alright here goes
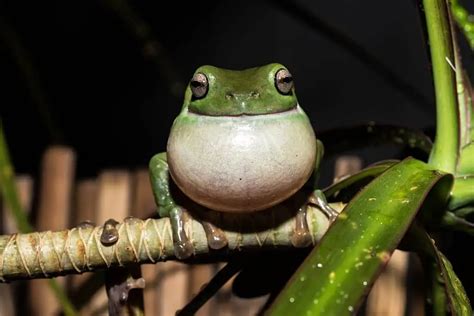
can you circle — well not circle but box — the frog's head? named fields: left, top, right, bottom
left=182, top=63, right=297, bottom=116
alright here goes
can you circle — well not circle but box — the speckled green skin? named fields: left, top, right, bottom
left=149, top=64, right=324, bottom=258
left=185, top=63, right=297, bottom=116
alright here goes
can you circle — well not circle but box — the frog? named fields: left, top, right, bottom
left=149, top=63, right=338, bottom=259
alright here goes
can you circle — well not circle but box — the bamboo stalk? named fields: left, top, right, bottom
left=366, top=250, right=410, bottom=315
left=333, top=155, right=363, bottom=182
left=131, top=169, right=158, bottom=315
left=70, top=179, right=98, bottom=291
left=0, top=175, right=33, bottom=316
left=158, top=261, right=189, bottom=316
left=29, top=146, right=75, bottom=316
left=188, top=264, right=216, bottom=316
left=406, top=253, right=426, bottom=316
left=73, top=179, right=98, bottom=224
left=2, top=176, right=34, bottom=234
left=87, top=170, right=136, bottom=316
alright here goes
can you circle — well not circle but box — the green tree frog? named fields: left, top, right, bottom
left=149, top=63, right=338, bottom=259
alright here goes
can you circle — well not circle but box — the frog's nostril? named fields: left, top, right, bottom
left=225, top=93, right=234, bottom=100
left=250, top=91, right=260, bottom=98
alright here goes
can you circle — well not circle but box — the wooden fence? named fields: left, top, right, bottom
left=0, top=146, right=423, bottom=315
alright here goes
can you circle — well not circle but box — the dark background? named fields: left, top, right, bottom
left=1, top=0, right=474, bottom=302
left=1, top=0, right=452, bottom=180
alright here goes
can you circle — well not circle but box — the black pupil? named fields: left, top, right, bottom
left=191, top=80, right=203, bottom=87
left=282, top=76, right=292, bottom=83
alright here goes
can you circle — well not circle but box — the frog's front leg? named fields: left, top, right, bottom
left=149, top=153, right=194, bottom=259
left=309, top=140, right=339, bottom=221
left=149, top=153, right=228, bottom=259
left=292, top=140, right=338, bottom=247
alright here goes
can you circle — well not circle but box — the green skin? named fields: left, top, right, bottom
left=149, top=63, right=336, bottom=259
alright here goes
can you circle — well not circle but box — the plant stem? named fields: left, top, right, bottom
left=423, top=0, right=460, bottom=173
left=451, top=0, right=474, bottom=50
left=0, top=121, right=34, bottom=232
left=0, top=203, right=343, bottom=282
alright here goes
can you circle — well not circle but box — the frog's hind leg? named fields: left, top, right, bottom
left=291, top=189, right=339, bottom=248
left=308, top=189, right=339, bottom=222
left=150, top=153, right=195, bottom=259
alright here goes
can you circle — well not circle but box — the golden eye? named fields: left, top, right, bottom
left=190, top=72, right=208, bottom=98
left=275, top=68, right=294, bottom=95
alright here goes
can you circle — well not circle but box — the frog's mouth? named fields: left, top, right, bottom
left=187, top=103, right=299, bottom=118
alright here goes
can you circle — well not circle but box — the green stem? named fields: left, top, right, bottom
left=423, top=258, right=448, bottom=316
left=0, top=121, right=34, bottom=232
left=423, top=0, right=460, bottom=173
left=48, top=279, right=78, bottom=316
left=451, top=0, right=474, bottom=50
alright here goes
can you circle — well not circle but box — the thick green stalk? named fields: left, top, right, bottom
left=424, top=0, right=460, bottom=173
left=0, top=204, right=343, bottom=282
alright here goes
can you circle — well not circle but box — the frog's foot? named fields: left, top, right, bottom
left=308, top=189, right=339, bottom=222
left=170, top=207, right=195, bottom=259
left=201, top=221, right=228, bottom=250
left=100, top=219, right=120, bottom=246
left=291, top=205, right=312, bottom=248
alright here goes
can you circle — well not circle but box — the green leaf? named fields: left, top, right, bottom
left=268, top=158, right=453, bottom=316
left=408, top=225, right=472, bottom=315
left=323, top=160, right=397, bottom=201
left=440, top=211, right=474, bottom=235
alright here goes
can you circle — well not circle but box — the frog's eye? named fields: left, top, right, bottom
left=275, top=68, right=294, bottom=95
left=190, top=72, right=209, bottom=99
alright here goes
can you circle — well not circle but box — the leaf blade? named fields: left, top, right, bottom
left=409, top=225, right=472, bottom=315
left=268, top=158, right=453, bottom=316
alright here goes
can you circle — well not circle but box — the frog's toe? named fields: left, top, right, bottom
left=309, top=190, right=339, bottom=222
left=207, top=231, right=228, bottom=250
left=291, top=230, right=312, bottom=248
left=291, top=205, right=312, bottom=248
left=174, top=239, right=194, bottom=260
left=202, top=221, right=228, bottom=250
